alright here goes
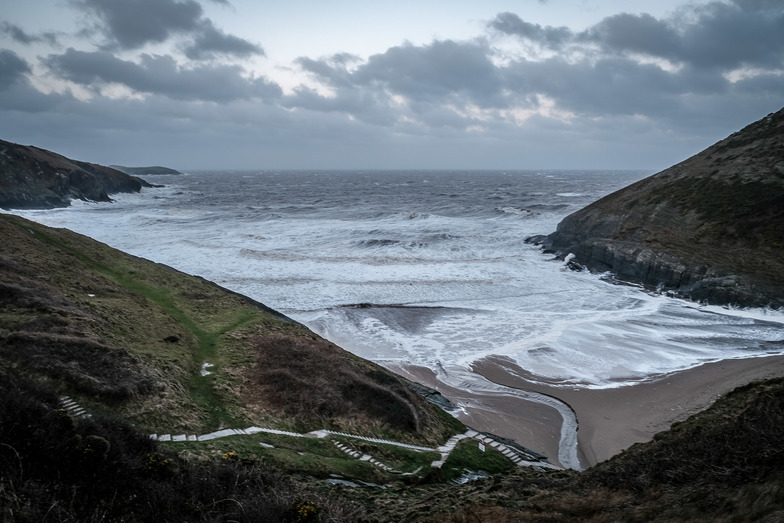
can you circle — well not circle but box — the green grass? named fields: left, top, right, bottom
left=162, top=430, right=452, bottom=484
left=23, top=222, right=267, bottom=429
left=439, top=439, right=515, bottom=482
left=165, top=433, right=392, bottom=482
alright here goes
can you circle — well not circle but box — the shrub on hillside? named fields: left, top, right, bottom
left=246, top=334, right=422, bottom=433
left=0, top=332, right=156, bottom=401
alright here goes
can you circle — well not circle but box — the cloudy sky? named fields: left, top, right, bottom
left=1, top=0, right=783, bottom=170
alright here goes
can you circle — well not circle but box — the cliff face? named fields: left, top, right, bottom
left=543, top=107, right=784, bottom=308
left=0, top=139, right=150, bottom=209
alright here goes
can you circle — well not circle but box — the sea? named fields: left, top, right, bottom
left=13, top=169, right=784, bottom=391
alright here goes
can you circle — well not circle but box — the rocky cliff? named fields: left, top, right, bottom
left=541, top=108, right=784, bottom=308
left=0, top=139, right=150, bottom=209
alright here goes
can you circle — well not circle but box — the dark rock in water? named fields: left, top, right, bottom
left=401, top=377, right=457, bottom=412
left=0, top=139, right=151, bottom=209
left=544, top=107, right=784, bottom=309
left=524, top=234, right=549, bottom=246
left=110, top=165, right=182, bottom=175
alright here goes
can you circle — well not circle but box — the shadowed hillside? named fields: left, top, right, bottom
left=350, top=376, right=784, bottom=521
left=0, top=139, right=150, bottom=209
left=541, top=107, right=784, bottom=308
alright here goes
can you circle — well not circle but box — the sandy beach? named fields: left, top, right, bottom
left=392, top=354, right=784, bottom=469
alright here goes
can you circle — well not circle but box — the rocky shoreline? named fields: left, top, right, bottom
left=535, top=107, right=784, bottom=309
left=0, top=139, right=151, bottom=209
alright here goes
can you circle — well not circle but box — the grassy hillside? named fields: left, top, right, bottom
left=0, top=213, right=461, bottom=444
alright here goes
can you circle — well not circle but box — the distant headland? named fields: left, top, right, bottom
left=533, top=107, right=784, bottom=309
left=110, top=165, right=182, bottom=175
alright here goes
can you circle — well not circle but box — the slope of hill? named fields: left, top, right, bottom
left=357, top=376, right=784, bottom=521
left=0, top=213, right=461, bottom=444
left=0, top=212, right=475, bottom=521
left=541, top=107, right=784, bottom=308
left=0, top=139, right=150, bottom=209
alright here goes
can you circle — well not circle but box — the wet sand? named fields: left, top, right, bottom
left=392, top=354, right=784, bottom=469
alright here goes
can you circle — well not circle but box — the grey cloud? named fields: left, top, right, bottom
left=0, top=23, right=59, bottom=46
left=0, top=49, right=31, bottom=90
left=736, top=0, right=784, bottom=9
left=353, top=40, right=504, bottom=107
left=488, top=12, right=572, bottom=49
left=491, top=3, right=784, bottom=72
left=0, top=51, right=68, bottom=112
left=283, top=86, right=398, bottom=127
left=45, top=48, right=281, bottom=102
left=0, top=79, right=70, bottom=113
left=290, top=32, right=749, bottom=134
left=583, top=13, right=680, bottom=58
left=505, top=55, right=732, bottom=120
left=296, top=54, right=359, bottom=89
left=4, top=1, right=784, bottom=172
left=732, top=71, right=784, bottom=96
left=289, top=40, right=507, bottom=131
left=184, top=20, right=264, bottom=60
left=73, top=0, right=263, bottom=61
left=583, top=1, right=784, bottom=70
left=73, top=0, right=203, bottom=49
left=675, top=0, right=784, bottom=69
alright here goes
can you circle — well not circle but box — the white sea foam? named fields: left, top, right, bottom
left=10, top=170, right=784, bottom=390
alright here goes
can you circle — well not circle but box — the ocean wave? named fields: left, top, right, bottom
left=498, top=206, right=535, bottom=216
left=355, top=239, right=401, bottom=248
left=17, top=169, right=783, bottom=391
left=401, top=211, right=430, bottom=219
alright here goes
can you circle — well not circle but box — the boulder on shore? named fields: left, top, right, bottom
left=540, top=107, right=784, bottom=309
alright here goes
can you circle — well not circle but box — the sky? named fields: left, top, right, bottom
left=1, top=0, right=783, bottom=171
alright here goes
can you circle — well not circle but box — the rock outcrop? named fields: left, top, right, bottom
left=0, top=139, right=150, bottom=209
left=540, top=108, right=784, bottom=308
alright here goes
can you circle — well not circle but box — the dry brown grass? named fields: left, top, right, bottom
left=243, top=333, right=462, bottom=444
